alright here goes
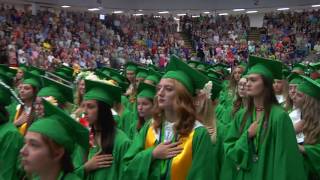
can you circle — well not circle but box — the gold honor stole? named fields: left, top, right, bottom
left=145, top=125, right=194, bottom=180
left=14, top=105, right=27, bottom=135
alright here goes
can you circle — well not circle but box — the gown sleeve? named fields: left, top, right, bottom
left=304, top=143, right=320, bottom=177
left=223, top=110, right=252, bottom=170
left=187, top=127, right=217, bottom=180
left=0, top=130, right=23, bottom=180
left=121, top=123, right=160, bottom=180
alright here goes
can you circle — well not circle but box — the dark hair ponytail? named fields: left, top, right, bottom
left=93, top=101, right=116, bottom=154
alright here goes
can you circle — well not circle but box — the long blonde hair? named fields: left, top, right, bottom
left=195, top=90, right=217, bottom=143
left=302, top=95, right=320, bottom=144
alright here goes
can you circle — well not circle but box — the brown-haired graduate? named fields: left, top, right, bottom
left=20, top=99, right=89, bottom=180
left=295, top=75, right=320, bottom=179
left=75, top=78, right=131, bottom=179
left=223, top=56, right=307, bottom=180
left=122, top=55, right=216, bottom=180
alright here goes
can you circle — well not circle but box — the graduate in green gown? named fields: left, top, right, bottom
left=0, top=80, right=24, bottom=180
left=20, top=99, right=89, bottom=180
left=128, top=82, right=156, bottom=139
left=10, top=71, right=42, bottom=135
left=295, top=75, right=320, bottom=179
left=77, top=79, right=131, bottom=179
left=122, top=55, right=216, bottom=180
left=223, top=56, right=307, bottom=180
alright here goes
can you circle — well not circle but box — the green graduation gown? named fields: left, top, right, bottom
left=76, top=128, right=131, bottom=180
left=303, top=142, right=320, bottom=179
left=122, top=121, right=217, bottom=180
left=223, top=105, right=307, bottom=180
left=0, top=121, right=23, bottom=180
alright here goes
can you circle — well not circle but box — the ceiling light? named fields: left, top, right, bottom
left=154, top=15, right=161, bottom=18
left=246, top=10, right=258, bottom=14
left=277, top=8, right=290, bottom=11
left=218, top=13, right=228, bottom=16
left=203, top=11, right=210, bottom=14
left=133, top=13, right=144, bottom=16
left=158, top=11, right=169, bottom=14
left=61, top=5, right=70, bottom=8
left=138, top=9, right=143, bottom=12
left=312, top=5, right=320, bottom=7
left=88, top=8, right=100, bottom=11
left=192, top=15, right=200, bottom=18
left=177, top=13, right=186, bottom=16
left=233, top=9, right=245, bottom=12
left=113, top=11, right=123, bottom=14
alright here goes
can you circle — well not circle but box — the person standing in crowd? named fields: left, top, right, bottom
left=122, top=56, right=216, bottom=180
left=296, top=76, right=320, bottom=179
left=77, top=79, right=131, bottom=179
left=20, top=100, right=88, bottom=180
left=224, top=56, right=307, bottom=180
left=128, top=83, right=156, bottom=139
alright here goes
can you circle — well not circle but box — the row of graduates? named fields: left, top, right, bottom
left=0, top=55, right=319, bottom=179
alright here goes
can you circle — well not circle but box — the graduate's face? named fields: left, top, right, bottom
left=288, top=84, right=298, bottom=100
left=293, top=91, right=305, bottom=108
left=246, top=74, right=264, bottom=97
left=82, top=100, right=98, bottom=124
left=273, top=79, right=284, bottom=94
left=237, top=77, right=247, bottom=98
left=34, top=97, right=44, bottom=118
left=135, top=77, right=145, bottom=87
left=78, top=79, right=85, bottom=95
left=157, top=79, right=176, bottom=109
left=19, top=84, right=35, bottom=101
left=20, top=132, right=62, bottom=174
left=16, top=69, right=24, bottom=80
left=126, top=71, right=136, bottom=83
left=137, top=98, right=153, bottom=118
left=233, top=67, right=244, bottom=82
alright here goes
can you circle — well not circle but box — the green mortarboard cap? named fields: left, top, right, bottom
left=94, top=70, right=111, bottom=80
left=196, top=63, right=208, bottom=71
left=126, top=62, right=139, bottom=72
left=287, top=73, right=303, bottom=85
left=18, top=64, right=28, bottom=72
left=247, top=55, right=283, bottom=81
left=109, top=71, right=129, bottom=92
left=148, top=64, right=159, bottom=71
left=207, top=69, right=223, bottom=80
left=212, top=63, right=229, bottom=71
left=37, top=77, right=73, bottom=103
left=316, top=78, right=320, bottom=84
left=145, top=69, right=162, bottom=85
left=0, top=80, right=23, bottom=106
left=187, top=60, right=198, bottom=68
left=28, top=100, right=89, bottom=153
left=136, top=67, right=149, bottom=79
left=22, top=71, right=42, bottom=89
left=209, top=78, right=223, bottom=100
left=0, top=71, right=12, bottom=86
left=28, top=66, right=45, bottom=76
left=98, top=67, right=119, bottom=77
left=162, top=55, right=209, bottom=95
left=297, top=75, right=320, bottom=100
left=309, top=62, right=320, bottom=72
left=84, top=79, right=121, bottom=106
left=292, top=63, right=307, bottom=72
left=137, top=82, right=156, bottom=99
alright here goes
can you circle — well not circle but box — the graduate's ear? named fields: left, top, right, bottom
left=52, top=146, right=65, bottom=162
